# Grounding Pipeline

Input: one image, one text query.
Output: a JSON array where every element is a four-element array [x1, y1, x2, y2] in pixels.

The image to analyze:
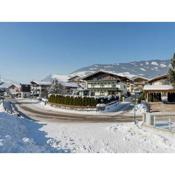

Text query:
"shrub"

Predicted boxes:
[[48, 95, 98, 107]]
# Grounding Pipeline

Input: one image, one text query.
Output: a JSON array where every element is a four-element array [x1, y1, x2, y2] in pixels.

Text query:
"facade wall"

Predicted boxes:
[[9, 88, 20, 97], [21, 92, 31, 98], [86, 81, 127, 97], [31, 83, 51, 98], [151, 79, 169, 85]]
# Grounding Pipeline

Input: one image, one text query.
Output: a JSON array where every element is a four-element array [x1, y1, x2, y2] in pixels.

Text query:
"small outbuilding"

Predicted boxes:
[[143, 74, 175, 102]]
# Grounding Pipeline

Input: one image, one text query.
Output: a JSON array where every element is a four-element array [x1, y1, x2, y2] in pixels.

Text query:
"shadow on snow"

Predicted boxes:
[[0, 111, 71, 153]]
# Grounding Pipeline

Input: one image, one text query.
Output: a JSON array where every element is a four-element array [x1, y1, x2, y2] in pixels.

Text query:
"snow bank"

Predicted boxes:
[[130, 103, 147, 114], [135, 104, 147, 113], [0, 103, 69, 153], [18, 99, 134, 115], [29, 100, 99, 114]]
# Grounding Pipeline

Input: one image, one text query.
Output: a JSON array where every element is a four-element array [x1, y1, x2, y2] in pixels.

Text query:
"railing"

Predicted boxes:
[[144, 112, 175, 132]]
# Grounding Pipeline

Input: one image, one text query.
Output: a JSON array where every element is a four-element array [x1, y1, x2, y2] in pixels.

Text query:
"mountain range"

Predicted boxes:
[[1, 59, 170, 86], [71, 59, 170, 79], [42, 59, 171, 82]]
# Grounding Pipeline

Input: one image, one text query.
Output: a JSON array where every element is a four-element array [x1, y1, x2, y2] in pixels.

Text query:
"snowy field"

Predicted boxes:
[[1, 102, 175, 153], [41, 121, 175, 153]]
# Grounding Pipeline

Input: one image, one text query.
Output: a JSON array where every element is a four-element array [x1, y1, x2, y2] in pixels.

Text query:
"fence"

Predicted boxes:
[[144, 112, 175, 132]]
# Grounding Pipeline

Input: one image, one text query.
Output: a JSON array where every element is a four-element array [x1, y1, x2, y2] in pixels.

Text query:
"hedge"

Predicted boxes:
[[48, 95, 98, 107]]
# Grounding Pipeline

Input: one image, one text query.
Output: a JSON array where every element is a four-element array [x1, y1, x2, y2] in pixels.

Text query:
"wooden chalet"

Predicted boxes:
[[130, 76, 149, 93], [68, 76, 82, 83], [82, 71, 131, 97]]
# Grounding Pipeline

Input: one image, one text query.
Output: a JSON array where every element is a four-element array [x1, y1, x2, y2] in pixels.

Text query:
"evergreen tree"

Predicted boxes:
[[90, 97, 97, 107], [53, 95, 56, 103], [169, 53, 175, 87], [55, 95, 59, 103], [66, 96, 70, 105], [48, 95, 51, 103], [70, 96, 74, 105], [78, 97, 82, 106], [87, 97, 91, 107]]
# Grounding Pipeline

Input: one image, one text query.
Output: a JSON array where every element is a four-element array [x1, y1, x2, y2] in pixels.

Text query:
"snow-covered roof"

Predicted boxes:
[[52, 74, 70, 82], [148, 74, 168, 83], [70, 71, 95, 78], [131, 76, 149, 81], [42, 74, 70, 83], [117, 72, 136, 79], [82, 70, 131, 81], [61, 82, 79, 88], [0, 82, 12, 89], [68, 75, 81, 81], [31, 81, 51, 86], [144, 84, 175, 91], [8, 83, 21, 89]]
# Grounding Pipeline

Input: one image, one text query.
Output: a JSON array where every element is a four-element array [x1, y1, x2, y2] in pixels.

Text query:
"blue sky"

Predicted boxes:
[[0, 22, 175, 82]]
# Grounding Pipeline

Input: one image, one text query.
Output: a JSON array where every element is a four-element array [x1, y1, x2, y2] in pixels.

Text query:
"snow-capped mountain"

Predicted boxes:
[[71, 59, 170, 79], [42, 59, 170, 82], [41, 74, 70, 82]]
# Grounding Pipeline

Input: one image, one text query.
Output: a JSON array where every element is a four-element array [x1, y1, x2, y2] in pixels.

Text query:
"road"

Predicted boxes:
[[6, 99, 143, 123]]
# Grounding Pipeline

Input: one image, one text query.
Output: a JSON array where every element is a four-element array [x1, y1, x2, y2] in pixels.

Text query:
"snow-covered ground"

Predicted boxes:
[[41, 121, 175, 153], [130, 103, 148, 115], [0, 103, 69, 153], [1, 101, 175, 153]]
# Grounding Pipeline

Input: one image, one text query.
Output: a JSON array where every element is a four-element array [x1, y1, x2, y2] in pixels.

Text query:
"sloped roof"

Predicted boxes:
[[31, 81, 51, 86], [148, 74, 168, 83], [8, 83, 21, 89], [61, 82, 79, 88], [82, 70, 131, 81], [131, 76, 149, 81], [68, 75, 81, 81], [0, 82, 14, 89], [52, 74, 69, 82]]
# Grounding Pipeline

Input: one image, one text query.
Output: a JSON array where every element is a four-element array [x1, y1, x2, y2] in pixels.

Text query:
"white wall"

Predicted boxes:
[[21, 92, 31, 98]]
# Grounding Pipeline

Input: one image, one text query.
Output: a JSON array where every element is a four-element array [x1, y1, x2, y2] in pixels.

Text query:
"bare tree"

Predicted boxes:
[[49, 79, 65, 95]]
